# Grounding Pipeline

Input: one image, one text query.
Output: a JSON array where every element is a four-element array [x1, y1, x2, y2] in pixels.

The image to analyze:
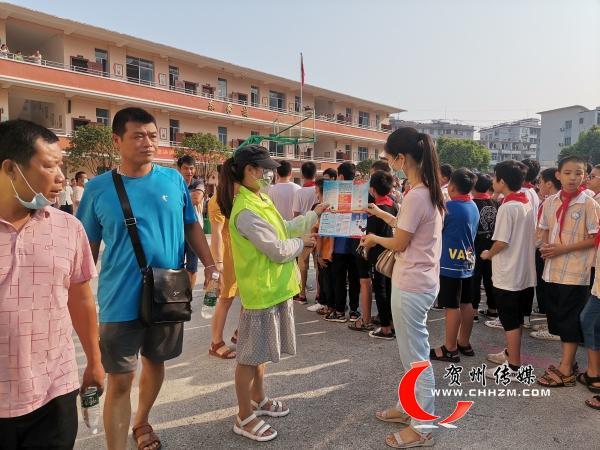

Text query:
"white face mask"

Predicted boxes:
[[10, 164, 54, 210]]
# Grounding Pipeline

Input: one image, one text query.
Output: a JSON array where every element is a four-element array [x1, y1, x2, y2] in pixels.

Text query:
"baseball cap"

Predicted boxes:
[[233, 145, 280, 170]]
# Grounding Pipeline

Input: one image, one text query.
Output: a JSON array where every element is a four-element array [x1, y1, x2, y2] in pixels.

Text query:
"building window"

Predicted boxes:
[[346, 108, 352, 120], [565, 120, 572, 129], [564, 137, 571, 146], [579, 117, 584, 124], [184, 81, 197, 95], [169, 119, 180, 144], [96, 108, 109, 126], [358, 146, 368, 161], [169, 66, 179, 90], [251, 86, 259, 106], [445, 129, 451, 134], [126, 56, 154, 84], [269, 91, 285, 110], [217, 78, 228, 99], [218, 126, 228, 146], [295, 96, 301, 113], [251, 130, 259, 136], [95, 49, 108, 76], [358, 111, 370, 128], [375, 114, 380, 127]]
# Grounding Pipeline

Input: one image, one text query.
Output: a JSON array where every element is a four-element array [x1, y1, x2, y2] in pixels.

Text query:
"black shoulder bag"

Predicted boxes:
[[112, 170, 192, 326]]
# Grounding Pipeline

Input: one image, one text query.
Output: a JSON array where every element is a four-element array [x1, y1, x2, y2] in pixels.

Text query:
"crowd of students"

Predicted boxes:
[[2, 110, 600, 450]]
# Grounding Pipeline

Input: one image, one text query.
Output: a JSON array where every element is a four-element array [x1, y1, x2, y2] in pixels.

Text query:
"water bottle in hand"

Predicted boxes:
[[81, 387, 100, 435], [201, 272, 220, 319]]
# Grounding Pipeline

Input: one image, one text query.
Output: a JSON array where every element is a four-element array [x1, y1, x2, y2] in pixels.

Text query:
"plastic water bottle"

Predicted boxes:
[[80, 387, 100, 434], [201, 272, 220, 319]]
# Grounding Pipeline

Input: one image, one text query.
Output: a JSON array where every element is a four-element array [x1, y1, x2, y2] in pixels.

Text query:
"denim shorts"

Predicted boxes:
[[184, 242, 199, 273], [581, 295, 600, 350]]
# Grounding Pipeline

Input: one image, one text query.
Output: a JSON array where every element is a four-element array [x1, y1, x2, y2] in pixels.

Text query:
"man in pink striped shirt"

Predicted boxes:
[[0, 120, 104, 449]]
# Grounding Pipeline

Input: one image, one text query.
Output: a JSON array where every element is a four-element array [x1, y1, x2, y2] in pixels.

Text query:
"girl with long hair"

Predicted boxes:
[[362, 127, 445, 448]]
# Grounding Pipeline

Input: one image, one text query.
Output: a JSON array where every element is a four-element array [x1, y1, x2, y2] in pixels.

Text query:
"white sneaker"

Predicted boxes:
[[522, 316, 532, 329], [485, 363, 519, 382], [487, 348, 508, 365], [484, 318, 503, 329], [530, 329, 560, 341], [307, 303, 324, 312], [531, 308, 546, 317], [531, 322, 548, 332]]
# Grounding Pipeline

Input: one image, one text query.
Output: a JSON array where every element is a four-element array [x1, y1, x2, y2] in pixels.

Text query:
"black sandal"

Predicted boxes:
[[577, 372, 600, 394], [457, 343, 475, 357], [348, 318, 375, 332], [430, 345, 459, 363]]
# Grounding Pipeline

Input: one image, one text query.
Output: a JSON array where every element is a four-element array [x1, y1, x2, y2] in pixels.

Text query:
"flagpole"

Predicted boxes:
[[300, 52, 303, 155]]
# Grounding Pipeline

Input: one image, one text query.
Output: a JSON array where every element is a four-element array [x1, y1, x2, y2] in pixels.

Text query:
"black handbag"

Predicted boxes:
[[112, 170, 192, 326]]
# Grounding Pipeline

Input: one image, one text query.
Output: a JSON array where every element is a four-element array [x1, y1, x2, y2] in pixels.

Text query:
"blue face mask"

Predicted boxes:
[[392, 155, 406, 180], [10, 164, 54, 210]]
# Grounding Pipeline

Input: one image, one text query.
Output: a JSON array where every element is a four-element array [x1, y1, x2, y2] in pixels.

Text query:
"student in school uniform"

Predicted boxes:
[[481, 160, 536, 380], [537, 156, 600, 388]]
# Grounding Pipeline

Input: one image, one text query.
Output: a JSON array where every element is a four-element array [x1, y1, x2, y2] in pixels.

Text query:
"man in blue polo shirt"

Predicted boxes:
[[77, 107, 216, 450], [430, 168, 480, 363]]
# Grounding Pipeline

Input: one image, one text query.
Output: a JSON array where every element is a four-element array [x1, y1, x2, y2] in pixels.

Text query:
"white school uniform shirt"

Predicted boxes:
[[292, 185, 318, 215], [269, 182, 301, 220], [491, 199, 537, 291]]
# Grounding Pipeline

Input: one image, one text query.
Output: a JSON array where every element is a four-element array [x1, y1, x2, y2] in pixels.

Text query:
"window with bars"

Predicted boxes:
[[126, 56, 154, 84], [96, 108, 109, 126]]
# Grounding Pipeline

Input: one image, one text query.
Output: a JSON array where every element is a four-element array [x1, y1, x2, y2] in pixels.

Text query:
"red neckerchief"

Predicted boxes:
[[473, 193, 491, 200], [556, 186, 585, 242], [375, 195, 394, 207], [523, 182, 535, 189], [450, 194, 472, 202], [502, 192, 529, 204], [303, 181, 316, 188]]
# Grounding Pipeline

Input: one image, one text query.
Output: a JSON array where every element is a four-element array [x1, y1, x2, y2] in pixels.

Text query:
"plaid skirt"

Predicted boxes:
[[236, 299, 296, 366]]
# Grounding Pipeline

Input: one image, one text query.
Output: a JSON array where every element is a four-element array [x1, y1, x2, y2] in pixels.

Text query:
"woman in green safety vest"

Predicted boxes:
[[218, 145, 328, 442]]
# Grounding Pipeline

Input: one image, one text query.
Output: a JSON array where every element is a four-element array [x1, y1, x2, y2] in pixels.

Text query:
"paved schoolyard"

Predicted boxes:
[[74, 265, 599, 449]]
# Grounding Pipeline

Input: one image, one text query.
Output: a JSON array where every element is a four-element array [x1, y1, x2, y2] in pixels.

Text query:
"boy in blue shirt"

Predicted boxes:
[[431, 168, 480, 362]]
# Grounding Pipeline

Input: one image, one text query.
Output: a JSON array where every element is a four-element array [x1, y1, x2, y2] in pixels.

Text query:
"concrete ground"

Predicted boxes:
[[74, 266, 599, 449]]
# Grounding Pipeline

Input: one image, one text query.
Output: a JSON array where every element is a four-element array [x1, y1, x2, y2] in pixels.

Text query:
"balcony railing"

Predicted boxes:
[[0, 52, 390, 134]]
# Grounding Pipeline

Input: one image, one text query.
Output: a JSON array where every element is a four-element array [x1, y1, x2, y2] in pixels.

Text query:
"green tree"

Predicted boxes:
[[558, 126, 600, 164], [436, 137, 491, 172], [356, 159, 374, 176], [175, 132, 230, 178], [66, 124, 118, 175]]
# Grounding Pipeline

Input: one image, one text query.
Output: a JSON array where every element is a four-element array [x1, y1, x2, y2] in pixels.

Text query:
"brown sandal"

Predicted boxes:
[[537, 366, 576, 387], [132, 423, 161, 450], [209, 341, 236, 359]]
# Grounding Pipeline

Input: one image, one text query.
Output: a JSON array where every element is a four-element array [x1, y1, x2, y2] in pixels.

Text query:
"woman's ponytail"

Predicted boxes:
[[417, 133, 445, 214], [217, 157, 238, 219]]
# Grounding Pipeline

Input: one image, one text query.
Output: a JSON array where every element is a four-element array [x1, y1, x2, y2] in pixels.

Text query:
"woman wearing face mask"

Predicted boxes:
[[219, 145, 328, 442], [362, 128, 445, 448]]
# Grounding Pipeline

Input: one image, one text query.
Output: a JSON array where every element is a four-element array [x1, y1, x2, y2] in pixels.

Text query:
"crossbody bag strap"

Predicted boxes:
[[111, 169, 148, 269]]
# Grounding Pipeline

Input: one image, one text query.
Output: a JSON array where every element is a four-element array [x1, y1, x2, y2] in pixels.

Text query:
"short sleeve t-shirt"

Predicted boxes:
[[491, 200, 536, 291], [392, 186, 443, 294], [0, 207, 97, 417], [77, 165, 197, 322], [473, 198, 498, 253], [440, 200, 480, 279], [293, 186, 318, 215], [269, 182, 301, 220]]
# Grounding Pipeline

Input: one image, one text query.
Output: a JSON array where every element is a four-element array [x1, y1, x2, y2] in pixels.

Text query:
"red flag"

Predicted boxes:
[[300, 53, 305, 86]]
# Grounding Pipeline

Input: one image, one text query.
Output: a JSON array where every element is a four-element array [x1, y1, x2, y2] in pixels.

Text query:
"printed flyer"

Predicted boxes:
[[318, 180, 369, 237]]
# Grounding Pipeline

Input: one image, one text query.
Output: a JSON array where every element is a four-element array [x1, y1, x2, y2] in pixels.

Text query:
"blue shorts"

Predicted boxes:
[[184, 242, 198, 273], [581, 295, 600, 350]]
